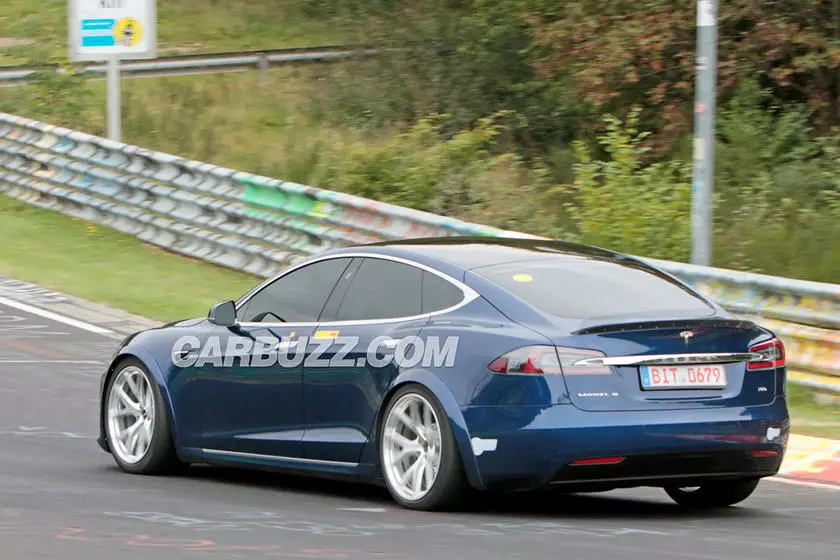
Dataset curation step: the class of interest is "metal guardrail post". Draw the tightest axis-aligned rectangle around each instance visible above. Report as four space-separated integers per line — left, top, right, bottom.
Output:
258 53 269 87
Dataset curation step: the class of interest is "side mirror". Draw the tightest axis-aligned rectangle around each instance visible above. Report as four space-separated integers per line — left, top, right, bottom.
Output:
208 300 237 327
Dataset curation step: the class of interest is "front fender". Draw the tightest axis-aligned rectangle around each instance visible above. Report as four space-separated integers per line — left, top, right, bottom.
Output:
98 337 182 454
364 368 486 491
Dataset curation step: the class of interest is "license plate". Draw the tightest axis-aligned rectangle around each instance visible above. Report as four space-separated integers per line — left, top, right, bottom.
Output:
640 365 727 390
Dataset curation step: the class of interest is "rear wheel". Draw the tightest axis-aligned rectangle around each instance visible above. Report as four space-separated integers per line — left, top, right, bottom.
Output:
664 479 760 509
105 359 184 474
380 385 467 510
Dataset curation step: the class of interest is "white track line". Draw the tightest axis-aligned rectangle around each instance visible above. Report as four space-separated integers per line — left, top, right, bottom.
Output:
0 295 113 335
769 476 840 491
0 360 104 364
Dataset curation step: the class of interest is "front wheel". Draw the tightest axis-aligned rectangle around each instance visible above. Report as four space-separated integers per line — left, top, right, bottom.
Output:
379 385 467 510
664 479 760 509
104 358 183 474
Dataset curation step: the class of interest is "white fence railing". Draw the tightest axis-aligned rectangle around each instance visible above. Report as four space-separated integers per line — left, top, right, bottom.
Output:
0 46 379 86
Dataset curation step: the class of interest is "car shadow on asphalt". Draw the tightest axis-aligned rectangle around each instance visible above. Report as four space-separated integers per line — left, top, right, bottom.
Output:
169 465 781 521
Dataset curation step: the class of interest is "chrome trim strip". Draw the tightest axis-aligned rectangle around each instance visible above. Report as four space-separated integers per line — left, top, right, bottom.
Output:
574 352 765 367
202 448 359 467
233 252 480 328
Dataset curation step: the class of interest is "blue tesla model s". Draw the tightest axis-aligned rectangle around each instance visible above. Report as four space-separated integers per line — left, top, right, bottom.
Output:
98 237 789 510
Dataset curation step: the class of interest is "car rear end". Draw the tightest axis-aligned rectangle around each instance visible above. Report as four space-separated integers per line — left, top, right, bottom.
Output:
460 254 789 492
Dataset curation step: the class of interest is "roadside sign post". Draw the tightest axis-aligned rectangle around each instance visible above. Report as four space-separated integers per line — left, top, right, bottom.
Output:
69 0 157 142
691 0 718 266
106 56 121 142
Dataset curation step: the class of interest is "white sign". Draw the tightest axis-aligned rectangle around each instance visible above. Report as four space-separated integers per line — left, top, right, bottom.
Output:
69 0 157 61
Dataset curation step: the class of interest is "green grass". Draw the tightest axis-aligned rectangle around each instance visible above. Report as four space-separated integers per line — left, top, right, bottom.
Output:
787 384 840 440
0 67 407 194
0 0 344 65
0 194 260 322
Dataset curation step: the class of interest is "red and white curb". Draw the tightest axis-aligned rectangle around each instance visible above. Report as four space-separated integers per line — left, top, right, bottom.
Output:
774 434 840 489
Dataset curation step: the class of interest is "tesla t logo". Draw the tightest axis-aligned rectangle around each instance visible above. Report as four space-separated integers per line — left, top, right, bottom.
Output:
680 331 695 344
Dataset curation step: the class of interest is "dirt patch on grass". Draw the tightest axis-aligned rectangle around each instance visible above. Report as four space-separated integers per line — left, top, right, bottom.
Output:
0 38 35 48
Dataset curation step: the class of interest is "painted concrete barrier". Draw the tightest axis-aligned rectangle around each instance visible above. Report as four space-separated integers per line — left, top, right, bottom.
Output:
0 112 838 392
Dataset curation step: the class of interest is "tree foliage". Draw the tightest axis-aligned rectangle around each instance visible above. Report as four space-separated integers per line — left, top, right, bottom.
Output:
526 0 840 145
308 0 840 149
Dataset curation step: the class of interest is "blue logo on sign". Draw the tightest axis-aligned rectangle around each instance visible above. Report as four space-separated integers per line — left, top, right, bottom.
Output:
81 18 116 47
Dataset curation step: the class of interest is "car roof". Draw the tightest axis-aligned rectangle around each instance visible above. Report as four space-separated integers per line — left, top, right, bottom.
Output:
328 236 626 272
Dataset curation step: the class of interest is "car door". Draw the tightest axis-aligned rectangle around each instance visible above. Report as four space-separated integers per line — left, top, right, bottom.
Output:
198 257 353 459
302 256 433 464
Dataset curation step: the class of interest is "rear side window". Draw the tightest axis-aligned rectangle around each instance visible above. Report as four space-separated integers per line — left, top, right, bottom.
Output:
474 258 714 321
422 271 464 313
334 258 423 321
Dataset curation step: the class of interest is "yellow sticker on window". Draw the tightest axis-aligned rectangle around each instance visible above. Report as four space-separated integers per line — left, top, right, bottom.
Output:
512 274 534 283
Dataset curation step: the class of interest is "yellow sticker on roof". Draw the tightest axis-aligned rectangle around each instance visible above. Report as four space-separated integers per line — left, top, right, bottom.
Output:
512 274 534 283
313 330 340 339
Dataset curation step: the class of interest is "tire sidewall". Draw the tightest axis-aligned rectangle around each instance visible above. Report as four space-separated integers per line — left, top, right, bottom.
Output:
379 384 465 510
665 478 760 508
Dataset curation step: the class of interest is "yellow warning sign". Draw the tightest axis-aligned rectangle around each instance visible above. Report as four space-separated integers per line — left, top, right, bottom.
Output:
114 18 142 47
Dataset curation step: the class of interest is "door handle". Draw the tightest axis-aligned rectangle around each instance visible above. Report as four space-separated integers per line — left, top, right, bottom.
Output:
275 340 299 352
380 338 403 349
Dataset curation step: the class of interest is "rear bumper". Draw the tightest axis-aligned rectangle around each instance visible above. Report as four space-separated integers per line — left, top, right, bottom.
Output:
461 398 790 490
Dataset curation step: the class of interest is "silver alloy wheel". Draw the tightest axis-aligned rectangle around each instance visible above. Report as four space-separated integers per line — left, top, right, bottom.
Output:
382 393 443 502
107 365 155 465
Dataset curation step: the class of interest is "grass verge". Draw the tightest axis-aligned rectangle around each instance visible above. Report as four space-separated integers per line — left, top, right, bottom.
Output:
1 67 363 187
0 194 259 322
787 384 840 440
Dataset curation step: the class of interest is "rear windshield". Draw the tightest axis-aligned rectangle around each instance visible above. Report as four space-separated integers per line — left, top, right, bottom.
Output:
474 257 714 321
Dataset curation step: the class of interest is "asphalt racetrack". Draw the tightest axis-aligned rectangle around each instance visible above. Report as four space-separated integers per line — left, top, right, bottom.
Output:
0 300 838 560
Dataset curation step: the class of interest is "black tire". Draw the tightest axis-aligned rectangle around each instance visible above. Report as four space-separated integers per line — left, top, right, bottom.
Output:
664 479 760 509
104 358 185 475
379 384 468 510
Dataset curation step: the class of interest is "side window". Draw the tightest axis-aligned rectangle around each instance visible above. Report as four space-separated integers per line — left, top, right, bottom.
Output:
421 271 464 313
239 258 352 323
334 258 423 321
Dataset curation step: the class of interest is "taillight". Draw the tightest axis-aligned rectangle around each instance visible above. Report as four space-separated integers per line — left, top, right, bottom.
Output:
556 347 611 375
488 346 611 375
488 346 562 374
748 338 785 371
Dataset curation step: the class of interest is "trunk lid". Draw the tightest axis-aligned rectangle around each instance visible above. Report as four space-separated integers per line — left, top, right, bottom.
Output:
546 319 780 412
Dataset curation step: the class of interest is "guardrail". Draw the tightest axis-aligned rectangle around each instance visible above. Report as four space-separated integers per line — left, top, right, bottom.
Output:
0 112 837 394
0 45 379 86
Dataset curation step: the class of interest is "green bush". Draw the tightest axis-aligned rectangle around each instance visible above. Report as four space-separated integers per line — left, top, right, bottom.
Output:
323 112 512 215
711 81 840 280
309 0 587 149
555 109 694 261
542 94 840 282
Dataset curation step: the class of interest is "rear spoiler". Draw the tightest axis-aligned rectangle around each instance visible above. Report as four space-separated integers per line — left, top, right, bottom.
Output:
573 318 755 336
